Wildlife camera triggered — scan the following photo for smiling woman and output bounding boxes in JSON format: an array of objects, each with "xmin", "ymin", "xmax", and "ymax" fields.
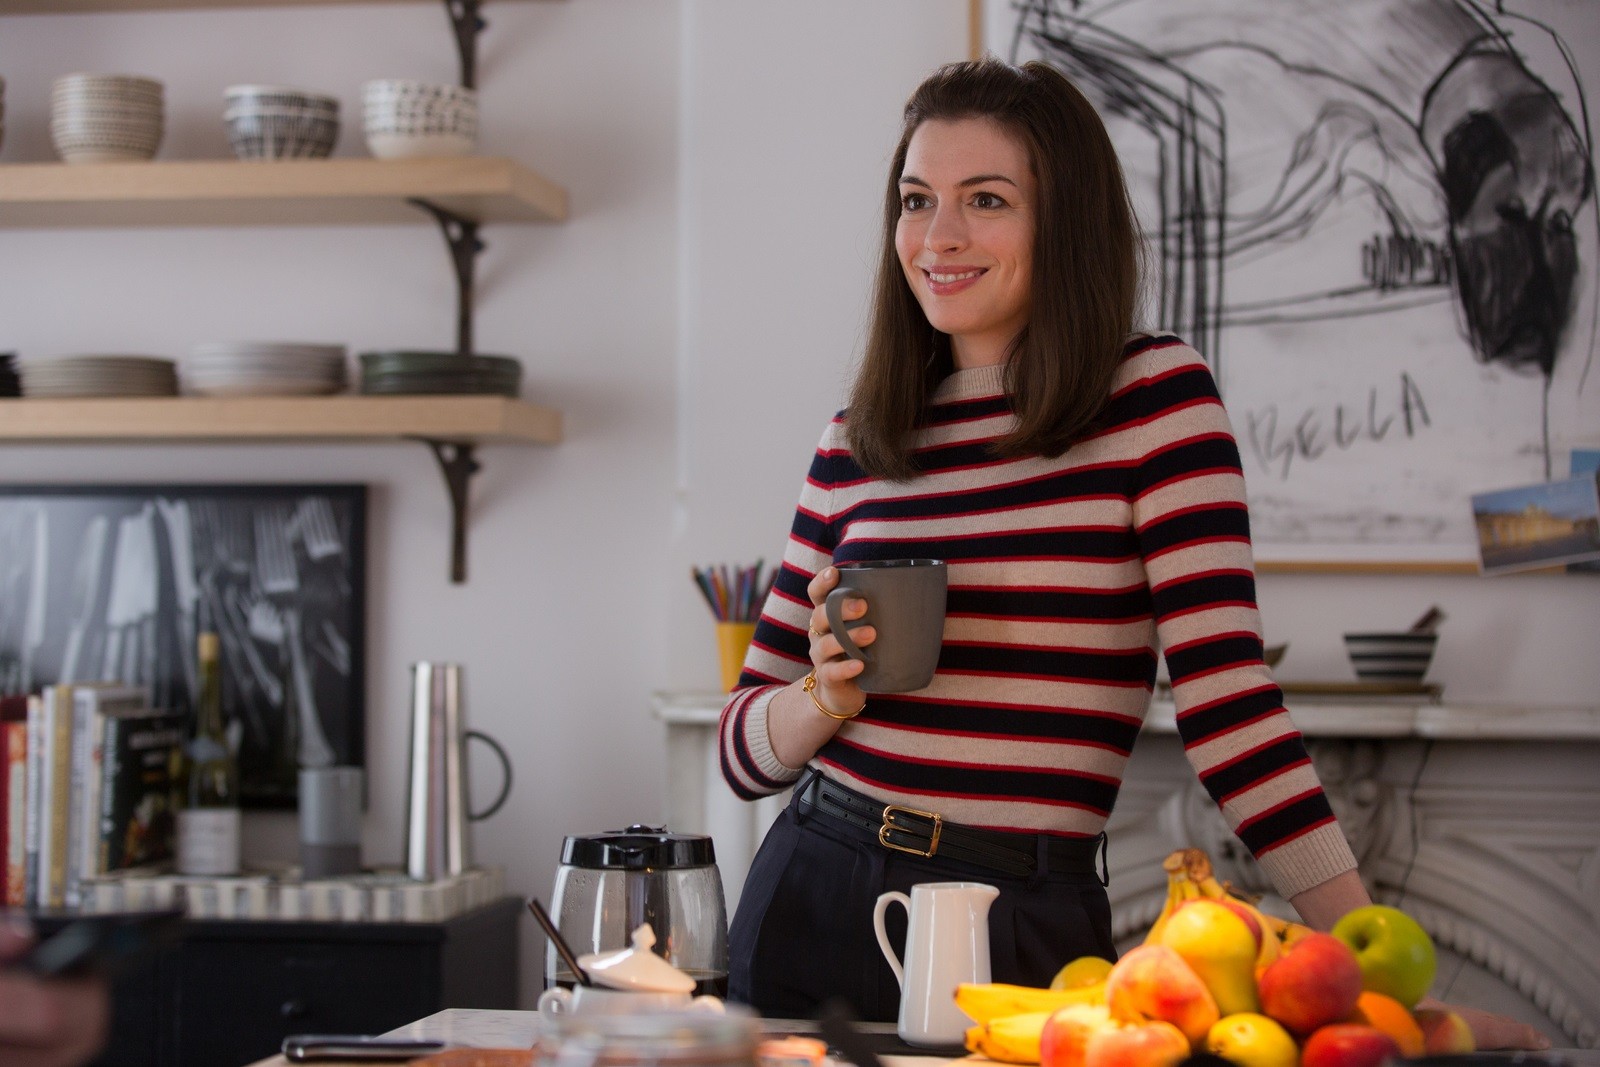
[{"xmin": 710, "ymin": 58, "xmax": 1543, "ymax": 1052}]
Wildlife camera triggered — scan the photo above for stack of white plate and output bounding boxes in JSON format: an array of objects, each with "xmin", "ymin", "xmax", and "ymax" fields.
[
  {"xmin": 51, "ymin": 74, "xmax": 165, "ymax": 163},
  {"xmin": 19, "ymin": 355, "xmax": 178, "ymax": 397},
  {"xmin": 183, "ymin": 342, "xmax": 348, "ymax": 396}
]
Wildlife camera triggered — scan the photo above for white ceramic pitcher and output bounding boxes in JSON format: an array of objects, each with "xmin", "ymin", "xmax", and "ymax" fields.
[{"xmin": 873, "ymin": 881, "xmax": 999, "ymax": 1047}]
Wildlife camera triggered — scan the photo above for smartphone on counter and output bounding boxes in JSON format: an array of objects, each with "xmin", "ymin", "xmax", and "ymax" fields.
[
  {"xmin": 13, "ymin": 908, "xmax": 185, "ymax": 979},
  {"xmin": 282, "ymin": 1035, "xmax": 449, "ymax": 1062}
]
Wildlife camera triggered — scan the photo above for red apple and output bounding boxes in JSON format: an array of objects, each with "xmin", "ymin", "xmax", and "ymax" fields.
[
  {"xmin": 1257, "ymin": 932, "xmax": 1364, "ymax": 1036},
  {"xmin": 1302, "ymin": 1023, "xmax": 1402, "ymax": 1067},
  {"xmin": 1415, "ymin": 1008, "xmax": 1476, "ymax": 1054},
  {"xmin": 1086, "ymin": 1020, "xmax": 1192, "ymax": 1067}
]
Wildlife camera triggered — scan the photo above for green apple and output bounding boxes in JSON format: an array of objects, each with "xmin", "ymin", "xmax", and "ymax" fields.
[{"xmin": 1330, "ymin": 904, "xmax": 1436, "ymax": 1008}]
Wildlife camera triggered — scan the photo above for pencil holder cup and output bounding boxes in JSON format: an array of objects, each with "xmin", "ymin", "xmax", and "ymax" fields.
[{"xmin": 716, "ymin": 621, "xmax": 757, "ymax": 692}]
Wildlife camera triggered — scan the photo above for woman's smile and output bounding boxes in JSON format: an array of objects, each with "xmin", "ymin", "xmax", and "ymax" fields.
[{"xmin": 922, "ymin": 265, "xmax": 987, "ymax": 295}]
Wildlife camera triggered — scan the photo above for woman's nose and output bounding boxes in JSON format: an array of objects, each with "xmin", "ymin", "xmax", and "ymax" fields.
[{"xmin": 925, "ymin": 204, "xmax": 967, "ymax": 251}]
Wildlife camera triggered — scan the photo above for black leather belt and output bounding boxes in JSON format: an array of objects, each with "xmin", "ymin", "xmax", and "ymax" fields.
[{"xmin": 794, "ymin": 770, "xmax": 1107, "ymax": 882}]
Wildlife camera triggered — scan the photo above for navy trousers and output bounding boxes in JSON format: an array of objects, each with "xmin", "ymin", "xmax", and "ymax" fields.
[{"xmin": 728, "ymin": 773, "xmax": 1116, "ymax": 1022}]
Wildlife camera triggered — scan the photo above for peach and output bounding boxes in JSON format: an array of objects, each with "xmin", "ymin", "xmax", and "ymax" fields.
[
  {"xmin": 1041, "ymin": 1004, "xmax": 1115, "ymax": 1067},
  {"xmin": 1105, "ymin": 943, "xmax": 1220, "ymax": 1046},
  {"xmin": 1086, "ymin": 1020, "xmax": 1192, "ymax": 1067},
  {"xmin": 1302, "ymin": 1023, "xmax": 1401, "ymax": 1067},
  {"xmin": 1415, "ymin": 1008, "xmax": 1476, "ymax": 1054},
  {"xmin": 1257, "ymin": 931, "xmax": 1364, "ymax": 1036}
]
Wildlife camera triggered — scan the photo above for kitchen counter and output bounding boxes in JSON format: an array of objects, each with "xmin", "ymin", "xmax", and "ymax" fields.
[{"xmin": 243, "ymin": 1007, "xmax": 975, "ymax": 1065}]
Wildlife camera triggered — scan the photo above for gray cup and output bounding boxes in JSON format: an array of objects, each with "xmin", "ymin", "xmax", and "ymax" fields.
[
  {"xmin": 825, "ymin": 559, "xmax": 947, "ymax": 692},
  {"xmin": 299, "ymin": 766, "xmax": 364, "ymax": 879}
]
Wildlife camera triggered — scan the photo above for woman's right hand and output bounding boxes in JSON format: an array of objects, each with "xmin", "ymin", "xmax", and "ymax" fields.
[{"xmin": 805, "ymin": 566, "xmax": 872, "ymax": 719}]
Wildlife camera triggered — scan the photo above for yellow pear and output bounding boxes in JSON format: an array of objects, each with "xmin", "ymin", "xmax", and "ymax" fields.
[
  {"xmin": 1205, "ymin": 1013, "xmax": 1299, "ymax": 1067},
  {"xmin": 1157, "ymin": 899, "xmax": 1261, "ymax": 1016}
]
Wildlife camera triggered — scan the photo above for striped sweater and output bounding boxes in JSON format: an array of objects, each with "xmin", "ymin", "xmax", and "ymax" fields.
[{"xmin": 719, "ymin": 335, "xmax": 1357, "ymax": 899}]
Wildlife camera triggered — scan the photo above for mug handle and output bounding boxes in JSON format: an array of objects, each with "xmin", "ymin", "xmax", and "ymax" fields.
[
  {"xmin": 872, "ymin": 890, "xmax": 910, "ymax": 991},
  {"xmin": 537, "ymin": 986, "xmax": 572, "ymax": 1016},
  {"xmin": 466, "ymin": 729, "xmax": 513, "ymax": 821},
  {"xmin": 824, "ymin": 585, "xmax": 869, "ymax": 662}
]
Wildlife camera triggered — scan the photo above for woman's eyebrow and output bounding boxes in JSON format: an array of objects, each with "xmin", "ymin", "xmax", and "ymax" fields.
[{"xmin": 897, "ymin": 173, "xmax": 1020, "ymax": 188}]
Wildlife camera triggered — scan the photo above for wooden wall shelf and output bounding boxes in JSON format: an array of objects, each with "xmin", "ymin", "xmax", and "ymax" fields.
[
  {"xmin": 0, "ymin": 158, "xmax": 568, "ymax": 229},
  {"xmin": 0, "ymin": 0, "xmax": 524, "ymax": 13},
  {"xmin": 0, "ymin": 394, "xmax": 561, "ymax": 444}
]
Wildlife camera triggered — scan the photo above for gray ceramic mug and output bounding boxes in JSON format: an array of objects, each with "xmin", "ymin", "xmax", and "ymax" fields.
[{"xmin": 824, "ymin": 559, "xmax": 947, "ymax": 693}]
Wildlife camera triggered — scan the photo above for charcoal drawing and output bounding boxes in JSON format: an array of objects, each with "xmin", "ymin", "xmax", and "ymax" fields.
[{"xmin": 986, "ymin": 0, "xmax": 1598, "ymax": 559}]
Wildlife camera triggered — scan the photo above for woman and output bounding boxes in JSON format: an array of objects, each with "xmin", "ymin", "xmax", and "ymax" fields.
[{"xmin": 717, "ymin": 58, "xmax": 1544, "ymax": 1050}]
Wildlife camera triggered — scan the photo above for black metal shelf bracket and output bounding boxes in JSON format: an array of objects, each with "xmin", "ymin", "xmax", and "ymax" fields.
[
  {"xmin": 425, "ymin": 439, "xmax": 481, "ymax": 584},
  {"xmin": 443, "ymin": 0, "xmax": 486, "ymax": 90},
  {"xmin": 408, "ymin": 198, "xmax": 484, "ymax": 356}
]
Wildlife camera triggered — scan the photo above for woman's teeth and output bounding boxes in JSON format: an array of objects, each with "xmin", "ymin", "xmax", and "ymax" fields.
[{"xmin": 928, "ymin": 270, "xmax": 981, "ymax": 283}]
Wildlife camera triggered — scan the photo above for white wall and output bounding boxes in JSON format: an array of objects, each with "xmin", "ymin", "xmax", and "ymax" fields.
[
  {"xmin": 2, "ymin": 0, "xmax": 1595, "ymax": 1011},
  {"xmin": 0, "ymin": 0, "xmax": 685, "ymax": 1005}
]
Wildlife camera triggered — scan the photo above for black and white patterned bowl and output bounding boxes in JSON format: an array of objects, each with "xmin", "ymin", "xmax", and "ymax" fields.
[
  {"xmin": 361, "ymin": 80, "xmax": 476, "ymax": 158},
  {"xmin": 1343, "ymin": 632, "xmax": 1438, "ymax": 684}
]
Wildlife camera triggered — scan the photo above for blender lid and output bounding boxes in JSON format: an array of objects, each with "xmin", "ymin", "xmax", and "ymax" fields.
[
  {"xmin": 578, "ymin": 923, "xmax": 697, "ymax": 993},
  {"xmin": 561, "ymin": 824, "xmax": 716, "ymax": 869}
]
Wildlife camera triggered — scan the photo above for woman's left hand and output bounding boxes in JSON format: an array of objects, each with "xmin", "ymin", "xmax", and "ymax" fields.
[{"xmin": 1418, "ymin": 998, "xmax": 1551, "ymax": 1051}]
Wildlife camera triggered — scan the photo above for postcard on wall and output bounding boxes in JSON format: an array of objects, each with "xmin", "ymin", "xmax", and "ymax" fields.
[
  {"xmin": 1471, "ymin": 474, "xmax": 1600, "ymax": 575},
  {"xmin": 1570, "ymin": 449, "xmax": 1600, "ymax": 573}
]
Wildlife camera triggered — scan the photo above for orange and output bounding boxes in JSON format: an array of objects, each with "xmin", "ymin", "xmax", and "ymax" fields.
[{"xmin": 1350, "ymin": 990, "xmax": 1426, "ymax": 1057}]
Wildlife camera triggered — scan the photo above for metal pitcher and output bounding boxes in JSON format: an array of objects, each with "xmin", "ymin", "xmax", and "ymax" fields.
[{"xmin": 405, "ymin": 662, "xmax": 513, "ymax": 880}]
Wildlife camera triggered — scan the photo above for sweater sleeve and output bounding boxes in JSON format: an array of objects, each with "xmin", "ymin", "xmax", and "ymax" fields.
[
  {"xmin": 717, "ymin": 420, "xmax": 844, "ymax": 800},
  {"xmin": 1127, "ymin": 342, "xmax": 1358, "ymax": 899}
]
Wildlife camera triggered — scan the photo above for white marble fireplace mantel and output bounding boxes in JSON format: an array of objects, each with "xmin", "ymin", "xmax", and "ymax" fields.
[{"xmin": 654, "ymin": 692, "xmax": 1600, "ymax": 1049}]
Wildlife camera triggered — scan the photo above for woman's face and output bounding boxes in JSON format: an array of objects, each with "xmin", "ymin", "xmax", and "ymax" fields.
[{"xmin": 896, "ymin": 116, "xmax": 1037, "ymax": 369}]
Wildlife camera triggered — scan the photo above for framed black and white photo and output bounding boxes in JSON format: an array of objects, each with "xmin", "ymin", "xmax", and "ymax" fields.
[{"xmin": 0, "ymin": 484, "xmax": 366, "ymax": 808}]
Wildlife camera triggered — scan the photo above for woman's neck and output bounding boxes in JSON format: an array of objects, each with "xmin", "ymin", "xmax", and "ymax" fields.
[{"xmin": 951, "ymin": 332, "xmax": 1015, "ymax": 370}]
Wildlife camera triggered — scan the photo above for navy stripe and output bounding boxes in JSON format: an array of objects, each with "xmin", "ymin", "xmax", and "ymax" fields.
[
  {"xmin": 1152, "ymin": 571, "xmax": 1257, "ymax": 619},
  {"xmin": 1175, "ymin": 688, "xmax": 1286, "ymax": 745},
  {"xmin": 1200, "ymin": 737, "xmax": 1312, "ymax": 801},
  {"xmin": 869, "ymin": 699, "xmax": 1143, "ymax": 752},
  {"xmin": 1140, "ymin": 503, "xmax": 1250, "ymax": 556},
  {"xmin": 825, "ymin": 745, "xmax": 1121, "ymax": 818},
  {"xmin": 832, "ymin": 462, "xmax": 1135, "ymax": 525},
  {"xmin": 1236, "ymin": 793, "xmax": 1337, "ymax": 855},
  {"xmin": 946, "ymin": 585, "xmax": 1152, "ymax": 622},
  {"xmin": 836, "ymin": 528, "xmax": 1139, "ymax": 564},
  {"xmin": 1165, "ymin": 633, "xmax": 1263, "ymax": 683},
  {"xmin": 941, "ymin": 643, "xmax": 1155, "ymax": 685}
]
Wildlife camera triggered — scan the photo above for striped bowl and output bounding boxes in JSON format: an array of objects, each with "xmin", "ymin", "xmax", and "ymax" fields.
[{"xmin": 1343, "ymin": 631, "xmax": 1438, "ymax": 684}]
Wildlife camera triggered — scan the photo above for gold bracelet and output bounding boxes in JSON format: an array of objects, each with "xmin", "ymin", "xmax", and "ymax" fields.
[{"xmin": 802, "ymin": 670, "xmax": 865, "ymax": 720}]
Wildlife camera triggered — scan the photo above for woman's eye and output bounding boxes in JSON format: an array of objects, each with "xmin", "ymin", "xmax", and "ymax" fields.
[
  {"xmin": 972, "ymin": 191, "xmax": 1007, "ymax": 210},
  {"xmin": 900, "ymin": 192, "xmax": 931, "ymax": 212}
]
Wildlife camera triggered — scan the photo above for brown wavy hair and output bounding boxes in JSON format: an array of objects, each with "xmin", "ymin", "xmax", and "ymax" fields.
[{"xmin": 846, "ymin": 58, "xmax": 1142, "ymax": 481}]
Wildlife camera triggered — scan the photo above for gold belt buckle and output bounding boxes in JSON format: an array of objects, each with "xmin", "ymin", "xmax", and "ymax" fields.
[{"xmin": 879, "ymin": 804, "xmax": 942, "ymax": 858}]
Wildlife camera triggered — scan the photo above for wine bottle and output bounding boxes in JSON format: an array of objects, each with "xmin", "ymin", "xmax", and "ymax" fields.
[{"xmin": 176, "ymin": 631, "xmax": 241, "ymax": 876}]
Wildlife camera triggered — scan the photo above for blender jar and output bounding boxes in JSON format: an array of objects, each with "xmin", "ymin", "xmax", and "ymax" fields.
[{"xmin": 548, "ymin": 825, "xmax": 728, "ymax": 995}]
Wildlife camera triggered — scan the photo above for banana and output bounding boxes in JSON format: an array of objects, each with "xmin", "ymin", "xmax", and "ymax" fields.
[
  {"xmin": 1142, "ymin": 851, "xmax": 1195, "ymax": 945},
  {"xmin": 964, "ymin": 1010, "xmax": 1054, "ymax": 1064},
  {"xmin": 954, "ymin": 980, "xmax": 1108, "ymax": 1025}
]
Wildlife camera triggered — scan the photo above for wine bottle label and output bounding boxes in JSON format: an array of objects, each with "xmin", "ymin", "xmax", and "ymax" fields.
[{"xmin": 177, "ymin": 808, "xmax": 242, "ymax": 876}]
